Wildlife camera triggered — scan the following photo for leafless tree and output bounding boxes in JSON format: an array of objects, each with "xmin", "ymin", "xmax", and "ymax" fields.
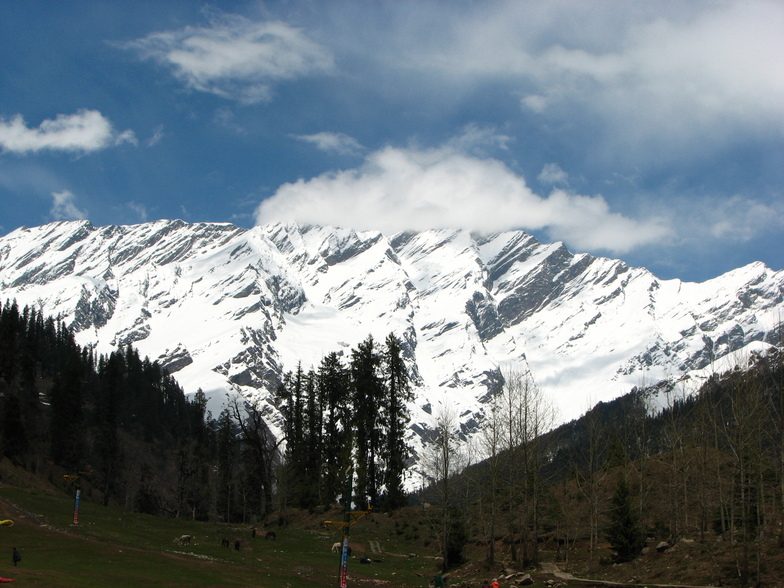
[
  {"xmin": 494, "ymin": 368, "xmax": 556, "ymax": 565},
  {"xmin": 420, "ymin": 402, "xmax": 466, "ymax": 571},
  {"xmin": 229, "ymin": 395, "xmax": 283, "ymax": 518}
]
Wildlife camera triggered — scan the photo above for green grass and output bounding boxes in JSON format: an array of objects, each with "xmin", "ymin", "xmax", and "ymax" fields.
[{"xmin": 0, "ymin": 486, "xmax": 437, "ymax": 587}]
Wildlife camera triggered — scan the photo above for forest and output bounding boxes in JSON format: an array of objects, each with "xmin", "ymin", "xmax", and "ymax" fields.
[
  {"xmin": 2, "ymin": 298, "xmax": 784, "ymax": 586},
  {"xmin": 0, "ymin": 299, "xmax": 412, "ymax": 523},
  {"xmin": 417, "ymin": 345, "xmax": 784, "ymax": 586}
]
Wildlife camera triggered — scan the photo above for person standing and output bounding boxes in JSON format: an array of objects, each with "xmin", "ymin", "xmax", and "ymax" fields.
[
  {"xmin": 12, "ymin": 547, "xmax": 21, "ymax": 567},
  {"xmin": 433, "ymin": 572, "xmax": 445, "ymax": 587},
  {"xmin": 491, "ymin": 579, "xmax": 500, "ymax": 588}
]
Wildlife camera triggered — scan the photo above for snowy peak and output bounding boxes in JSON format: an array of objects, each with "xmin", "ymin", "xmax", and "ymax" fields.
[{"xmin": 0, "ymin": 220, "xmax": 782, "ymax": 443}]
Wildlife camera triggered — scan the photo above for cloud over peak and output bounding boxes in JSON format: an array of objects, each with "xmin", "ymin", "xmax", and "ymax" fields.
[
  {"xmin": 255, "ymin": 141, "xmax": 671, "ymax": 254},
  {"xmin": 50, "ymin": 190, "xmax": 87, "ymax": 221}
]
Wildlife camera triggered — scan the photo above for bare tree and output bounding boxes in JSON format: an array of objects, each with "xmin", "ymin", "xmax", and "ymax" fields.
[
  {"xmin": 723, "ymin": 357, "xmax": 768, "ymax": 587},
  {"xmin": 659, "ymin": 380, "xmax": 693, "ymax": 541},
  {"xmin": 497, "ymin": 368, "xmax": 556, "ymax": 566},
  {"xmin": 229, "ymin": 396, "xmax": 282, "ymax": 518},
  {"xmin": 572, "ymin": 396, "xmax": 609, "ymax": 570},
  {"xmin": 421, "ymin": 402, "xmax": 467, "ymax": 571},
  {"xmin": 478, "ymin": 390, "xmax": 504, "ymax": 565}
]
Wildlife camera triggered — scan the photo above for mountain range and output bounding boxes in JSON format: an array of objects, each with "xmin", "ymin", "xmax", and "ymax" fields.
[{"xmin": 1, "ymin": 219, "xmax": 782, "ymax": 460}]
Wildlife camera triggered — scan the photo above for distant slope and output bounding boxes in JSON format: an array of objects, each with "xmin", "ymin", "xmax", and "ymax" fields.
[{"xmin": 1, "ymin": 220, "xmax": 782, "ymax": 458}]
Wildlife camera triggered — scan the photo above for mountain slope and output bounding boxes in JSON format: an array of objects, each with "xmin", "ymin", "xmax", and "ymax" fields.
[{"xmin": 1, "ymin": 220, "xmax": 781, "ymax": 454}]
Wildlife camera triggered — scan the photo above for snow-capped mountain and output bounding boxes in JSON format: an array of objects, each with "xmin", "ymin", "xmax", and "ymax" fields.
[{"xmin": 1, "ymin": 220, "xmax": 782, "ymax": 447}]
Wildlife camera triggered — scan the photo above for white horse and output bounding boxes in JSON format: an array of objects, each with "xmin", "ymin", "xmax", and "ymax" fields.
[
  {"xmin": 175, "ymin": 534, "xmax": 193, "ymax": 545},
  {"xmin": 331, "ymin": 542, "xmax": 341, "ymax": 553}
]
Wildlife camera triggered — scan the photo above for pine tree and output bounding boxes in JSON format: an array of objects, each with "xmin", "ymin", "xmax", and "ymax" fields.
[
  {"xmin": 351, "ymin": 335, "xmax": 385, "ymax": 509},
  {"xmin": 382, "ymin": 333, "xmax": 412, "ymax": 510},
  {"xmin": 303, "ymin": 369, "xmax": 322, "ymax": 507},
  {"xmin": 215, "ymin": 407, "xmax": 237, "ymax": 521},
  {"xmin": 606, "ymin": 474, "xmax": 644, "ymax": 562},
  {"xmin": 318, "ymin": 352, "xmax": 352, "ymax": 504},
  {"xmin": 48, "ymin": 346, "xmax": 84, "ymax": 471},
  {"xmin": 1, "ymin": 393, "xmax": 26, "ymax": 459},
  {"xmin": 95, "ymin": 351, "xmax": 123, "ymax": 506}
]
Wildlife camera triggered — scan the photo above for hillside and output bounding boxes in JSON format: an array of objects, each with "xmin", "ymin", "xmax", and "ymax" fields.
[
  {"xmin": 2, "ymin": 347, "xmax": 783, "ymax": 587},
  {"xmin": 1, "ymin": 219, "xmax": 782, "ymax": 466}
]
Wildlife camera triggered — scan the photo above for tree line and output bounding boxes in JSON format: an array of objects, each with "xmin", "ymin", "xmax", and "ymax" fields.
[
  {"xmin": 274, "ymin": 333, "xmax": 413, "ymax": 512},
  {"xmin": 0, "ymin": 299, "xmax": 212, "ymax": 516},
  {"xmin": 419, "ymin": 347, "xmax": 784, "ymax": 587},
  {"xmin": 0, "ymin": 300, "xmax": 414, "ymax": 524}
]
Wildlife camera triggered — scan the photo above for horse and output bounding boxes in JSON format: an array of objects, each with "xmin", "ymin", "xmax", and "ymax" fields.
[
  {"xmin": 264, "ymin": 530, "xmax": 276, "ymax": 541},
  {"xmin": 175, "ymin": 534, "xmax": 192, "ymax": 545}
]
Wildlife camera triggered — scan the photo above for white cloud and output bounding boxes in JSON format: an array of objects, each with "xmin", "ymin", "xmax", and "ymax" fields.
[
  {"xmin": 444, "ymin": 124, "xmax": 512, "ymax": 156},
  {"xmin": 521, "ymin": 95, "xmax": 548, "ymax": 113},
  {"xmin": 255, "ymin": 143, "xmax": 671, "ymax": 254},
  {"xmin": 0, "ymin": 110, "xmax": 136, "ymax": 154},
  {"xmin": 50, "ymin": 190, "xmax": 87, "ymax": 221},
  {"xmin": 705, "ymin": 196, "xmax": 784, "ymax": 242},
  {"xmin": 127, "ymin": 201, "xmax": 148, "ymax": 222},
  {"xmin": 538, "ymin": 163, "xmax": 569, "ymax": 187},
  {"xmin": 294, "ymin": 132, "xmax": 363, "ymax": 156},
  {"xmin": 381, "ymin": 1, "xmax": 784, "ymax": 159},
  {"xmin": 123, "ymin": 13, "xmax": 334, "ymax": 104},
  {"xmin": 146, "ymin": 125, "xmax": 165, "ymax": 147}
]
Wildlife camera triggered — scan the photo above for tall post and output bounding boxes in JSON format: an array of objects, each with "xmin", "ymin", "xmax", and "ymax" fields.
[
  {"xmin": 73, "ymin": 485, "xmax": 81, "ymax": 524},
  {"xmin": 324, "ymin": 464, "xmax": 371, "ymax": 587},
  {"xmin": 63, "ymin": 473, "xmax": 87, "ymax": 525},
  {"xmin": 339, "ymin": 467, "xmax": 353, "ymax": 588}
]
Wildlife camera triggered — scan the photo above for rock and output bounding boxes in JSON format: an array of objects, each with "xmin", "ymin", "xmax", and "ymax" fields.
[
  {"xmin": 679, "ymin": 538, "xmax": 695, "ymax": 546},
  {"xmin": 656, "ymin": 541, "xmax": 670, "ymax": 552},
  {"xmin": 519, "ymin": 574, "xmax": 534, "ymax": 585}
]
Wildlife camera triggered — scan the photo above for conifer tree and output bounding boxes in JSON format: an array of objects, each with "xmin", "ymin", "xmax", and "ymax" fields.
[
  {"xmin": 351, "ymin": 335, "xmax": 385, "ymax": 509},
  {"xmin": 303, "ymin": 369, "xmax": 322, "ymax": 507},
  {"xmin": 215, "ymin": 407, "xmax": 237, "ymax": 521},
  {"xmin": 606, "ymin": 474, "xmax": 644, "ymax": 562},
  {"xmin": 382, "ymin": 333, "xmax": 412, "ymax": 510},
  {"xmin": 96, "ymin": 351, "xmax": 123, "ymax": 506},
  {"xmin": 1, "ymin": 393, "xmax": 26, "ymax": 459},
  {"xmin": 318, "ymin": 352, "xmax": 352, "ymax": 504},
  {"xmin": 48, "ymin": 342, "xmax": 84, "ymax": 471}
]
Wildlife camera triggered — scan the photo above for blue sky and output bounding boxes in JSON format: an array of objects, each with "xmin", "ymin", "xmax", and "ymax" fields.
[{"xmin": 1, "ymin": 1, "xmax": 782, "ymax": 282}]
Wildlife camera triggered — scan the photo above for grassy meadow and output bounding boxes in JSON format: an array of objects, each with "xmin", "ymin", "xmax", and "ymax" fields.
[{"xmin": 0, "ymin": 484, "xmax": 439, "ymax": 587}]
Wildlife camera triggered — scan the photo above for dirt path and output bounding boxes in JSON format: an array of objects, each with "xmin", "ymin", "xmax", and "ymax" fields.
[
  {"xmin": 539, "ymin": 561, "xmax": 578, "ymax": 581},
  {"xmin": 539, "ymin": 561, "xmax": 719, "ymax": 588}
]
